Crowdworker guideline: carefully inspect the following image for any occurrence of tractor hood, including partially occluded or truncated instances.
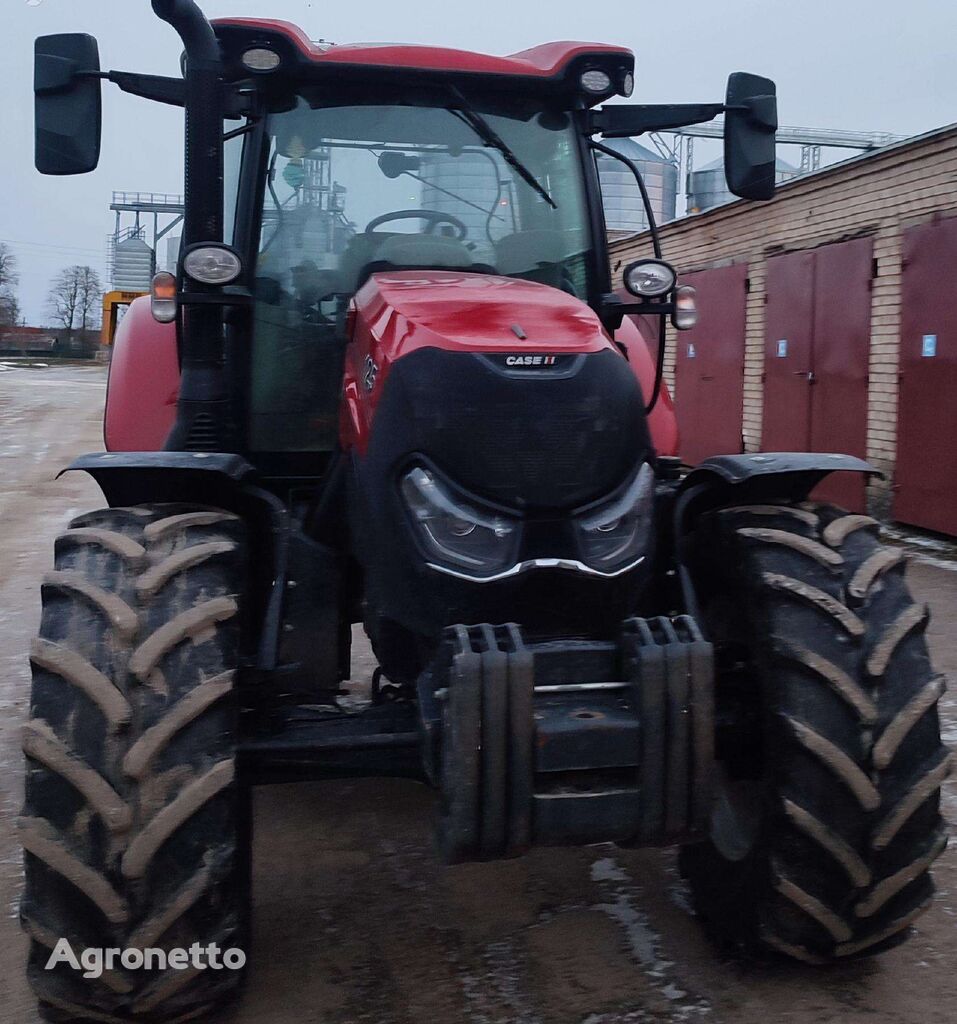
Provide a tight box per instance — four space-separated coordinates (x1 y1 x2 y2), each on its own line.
346 270 656 637
346 267 653 509
353 271 615 359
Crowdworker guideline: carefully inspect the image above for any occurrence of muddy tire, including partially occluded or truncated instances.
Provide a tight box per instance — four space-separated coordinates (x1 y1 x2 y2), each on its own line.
680 502 950 963
21 505 249 1022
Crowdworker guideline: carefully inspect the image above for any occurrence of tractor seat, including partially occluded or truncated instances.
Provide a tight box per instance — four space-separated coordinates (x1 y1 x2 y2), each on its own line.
494 229 583 292
340 232 476 292
494 229 578 273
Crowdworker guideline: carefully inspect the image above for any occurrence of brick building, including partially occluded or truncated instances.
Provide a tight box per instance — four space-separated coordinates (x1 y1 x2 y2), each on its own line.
0 327 57 356
608 123 957 533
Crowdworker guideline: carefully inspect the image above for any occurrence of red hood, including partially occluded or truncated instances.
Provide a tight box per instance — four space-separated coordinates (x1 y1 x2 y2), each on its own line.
343 269 678 460
354 271 613 357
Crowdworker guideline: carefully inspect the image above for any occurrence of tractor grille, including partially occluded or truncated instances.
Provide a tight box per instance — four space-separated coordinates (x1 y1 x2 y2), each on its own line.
368 347 651 510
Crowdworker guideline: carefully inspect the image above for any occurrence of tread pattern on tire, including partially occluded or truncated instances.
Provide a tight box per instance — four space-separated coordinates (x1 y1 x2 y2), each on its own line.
681 502 950 963
22 504 247 1023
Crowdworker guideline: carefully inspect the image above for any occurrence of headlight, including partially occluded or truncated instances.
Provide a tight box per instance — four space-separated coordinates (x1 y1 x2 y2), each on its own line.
580 69 613 94
623 259 676 298
241 47 282 72
183 245 243 286
401 467 518 578
576 462 655 571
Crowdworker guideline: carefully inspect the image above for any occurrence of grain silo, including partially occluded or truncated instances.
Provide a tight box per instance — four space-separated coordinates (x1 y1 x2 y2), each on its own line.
111 235 155 291
596 138 678 234
687 156 800 214
418 149 510 256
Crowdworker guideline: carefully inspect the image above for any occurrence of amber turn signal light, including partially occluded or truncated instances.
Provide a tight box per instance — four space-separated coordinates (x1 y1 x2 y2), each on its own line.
151 272 178 324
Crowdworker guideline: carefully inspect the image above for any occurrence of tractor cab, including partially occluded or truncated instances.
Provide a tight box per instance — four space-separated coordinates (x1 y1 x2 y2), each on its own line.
205 21 775 464
211 26 651 463
235 63 605 454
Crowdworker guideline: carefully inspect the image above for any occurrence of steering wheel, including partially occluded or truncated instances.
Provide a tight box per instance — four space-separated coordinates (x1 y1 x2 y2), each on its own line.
364 209 468 240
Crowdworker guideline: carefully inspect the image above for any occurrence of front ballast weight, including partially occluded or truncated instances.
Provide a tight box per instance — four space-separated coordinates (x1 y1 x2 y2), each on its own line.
419 618 715 862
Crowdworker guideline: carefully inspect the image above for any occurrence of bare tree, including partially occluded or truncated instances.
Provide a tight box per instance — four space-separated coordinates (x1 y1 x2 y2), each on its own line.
0 242 17 292
47 267 81 337
0 291 21 329
46 265 103 340
0 242 19 329
76 265 103 333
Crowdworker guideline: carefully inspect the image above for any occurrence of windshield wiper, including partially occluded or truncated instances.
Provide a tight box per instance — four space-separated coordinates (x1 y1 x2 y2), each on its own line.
446 86 557 210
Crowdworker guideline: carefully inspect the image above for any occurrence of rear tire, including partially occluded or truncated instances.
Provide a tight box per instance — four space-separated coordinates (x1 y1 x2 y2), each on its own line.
681 502 950 963
22 504 249 1022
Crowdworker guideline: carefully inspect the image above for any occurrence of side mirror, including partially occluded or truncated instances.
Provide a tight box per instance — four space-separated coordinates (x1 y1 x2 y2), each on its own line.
724 72 777 201
35 34 103 175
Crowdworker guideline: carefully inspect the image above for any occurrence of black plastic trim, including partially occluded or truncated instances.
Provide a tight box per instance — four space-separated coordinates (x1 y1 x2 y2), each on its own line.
61 451 256 506
683 452 880 489
671 452 880 630
588 102 725 137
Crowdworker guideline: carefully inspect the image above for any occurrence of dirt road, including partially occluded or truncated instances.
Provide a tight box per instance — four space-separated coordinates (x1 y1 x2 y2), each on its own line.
0 362 954 1024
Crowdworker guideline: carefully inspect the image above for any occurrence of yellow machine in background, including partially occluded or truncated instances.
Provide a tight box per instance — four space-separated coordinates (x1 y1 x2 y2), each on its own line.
101 289 147 346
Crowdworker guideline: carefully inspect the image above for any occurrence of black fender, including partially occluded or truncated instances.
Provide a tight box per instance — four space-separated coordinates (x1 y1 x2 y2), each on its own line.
61 452 341 698
671 452 881 623
680 452 880 502
62 451 258 508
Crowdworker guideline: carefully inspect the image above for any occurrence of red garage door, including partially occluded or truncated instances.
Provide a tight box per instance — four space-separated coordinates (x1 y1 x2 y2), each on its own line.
762 250 815 449
675 264 748 466
894 215 957 535
763 238 873 512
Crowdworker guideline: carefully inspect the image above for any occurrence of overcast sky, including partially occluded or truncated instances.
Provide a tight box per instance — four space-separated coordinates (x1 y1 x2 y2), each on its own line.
5 0 957 324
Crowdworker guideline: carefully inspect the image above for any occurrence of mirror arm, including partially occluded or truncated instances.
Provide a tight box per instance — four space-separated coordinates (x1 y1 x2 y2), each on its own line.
107 71 186 107
588 102 725 137
38 65 186 108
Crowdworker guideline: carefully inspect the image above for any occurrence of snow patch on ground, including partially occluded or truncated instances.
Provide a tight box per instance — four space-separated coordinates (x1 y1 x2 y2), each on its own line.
591 857 629 884
588 852 711 1021
882 525 957 570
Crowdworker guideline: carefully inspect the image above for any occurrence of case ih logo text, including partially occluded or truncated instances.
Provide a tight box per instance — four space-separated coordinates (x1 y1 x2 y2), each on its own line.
505 354 558 367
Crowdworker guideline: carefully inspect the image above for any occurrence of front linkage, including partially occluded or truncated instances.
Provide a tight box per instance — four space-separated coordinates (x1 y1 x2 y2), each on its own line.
238 613 717 862
420 619 715 862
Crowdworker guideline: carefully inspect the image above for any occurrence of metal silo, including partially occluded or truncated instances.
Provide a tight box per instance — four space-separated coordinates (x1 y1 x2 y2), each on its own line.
596 138 678 234
687 156 800 214
418 150 508 259
111 235 155 291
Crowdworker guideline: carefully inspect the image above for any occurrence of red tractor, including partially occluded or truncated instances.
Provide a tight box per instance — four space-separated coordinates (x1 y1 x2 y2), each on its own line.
27 2 948 1020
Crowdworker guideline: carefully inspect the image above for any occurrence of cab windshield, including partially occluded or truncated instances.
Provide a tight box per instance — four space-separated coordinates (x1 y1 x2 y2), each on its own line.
248 96 595 453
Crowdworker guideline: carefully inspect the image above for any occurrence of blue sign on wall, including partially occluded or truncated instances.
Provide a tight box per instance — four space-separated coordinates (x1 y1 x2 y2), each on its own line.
776 339 788 358
922 334 938 357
